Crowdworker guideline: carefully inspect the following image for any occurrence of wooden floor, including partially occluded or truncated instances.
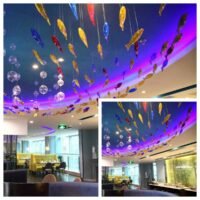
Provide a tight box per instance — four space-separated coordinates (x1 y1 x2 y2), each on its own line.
27 171 76 183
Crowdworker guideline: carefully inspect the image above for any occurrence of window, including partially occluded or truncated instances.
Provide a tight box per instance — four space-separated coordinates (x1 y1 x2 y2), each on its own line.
153 162 157 181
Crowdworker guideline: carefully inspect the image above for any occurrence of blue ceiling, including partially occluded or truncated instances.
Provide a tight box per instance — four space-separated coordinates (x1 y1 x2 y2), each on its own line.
102 102 196 157
4 4 196 109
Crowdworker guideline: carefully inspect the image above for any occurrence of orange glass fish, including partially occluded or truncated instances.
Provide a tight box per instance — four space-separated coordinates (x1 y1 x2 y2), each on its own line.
72 60 79 75
32 49 44 65
97 43 103 59
57 18 67 40
125 28 144 50
68 43 77 58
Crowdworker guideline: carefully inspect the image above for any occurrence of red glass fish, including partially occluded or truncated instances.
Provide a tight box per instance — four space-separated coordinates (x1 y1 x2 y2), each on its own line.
125 117 131 123
87 4 96 26
57 66 64 76
52 35 63 52
134 41 139 57
142 102 147 112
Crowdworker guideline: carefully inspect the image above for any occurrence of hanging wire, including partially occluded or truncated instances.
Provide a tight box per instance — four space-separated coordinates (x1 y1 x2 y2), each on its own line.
128 9 133 35
102 4 106 22
133 6 139 30
96 15 100 43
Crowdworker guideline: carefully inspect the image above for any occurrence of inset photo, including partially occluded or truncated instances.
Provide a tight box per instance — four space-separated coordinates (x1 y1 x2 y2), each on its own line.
101 101 196 196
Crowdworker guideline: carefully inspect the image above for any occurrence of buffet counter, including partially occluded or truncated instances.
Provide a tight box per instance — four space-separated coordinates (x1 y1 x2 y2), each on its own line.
149 182 196 196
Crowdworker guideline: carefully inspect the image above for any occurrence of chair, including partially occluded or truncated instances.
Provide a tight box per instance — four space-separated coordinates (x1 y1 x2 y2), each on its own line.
55 162 66 173
42 163 53 175
73 177 82 182
42 174 57 183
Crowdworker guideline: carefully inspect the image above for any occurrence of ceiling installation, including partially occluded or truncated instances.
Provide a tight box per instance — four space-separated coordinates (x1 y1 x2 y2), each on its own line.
4 4 196 116
102 102 196 158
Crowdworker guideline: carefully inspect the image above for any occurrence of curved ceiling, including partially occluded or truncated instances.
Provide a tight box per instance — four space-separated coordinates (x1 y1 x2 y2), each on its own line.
4 4 196 111
102 102 196 158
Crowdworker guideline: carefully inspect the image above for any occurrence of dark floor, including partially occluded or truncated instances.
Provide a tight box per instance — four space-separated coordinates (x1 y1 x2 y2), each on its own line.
27 171 76 183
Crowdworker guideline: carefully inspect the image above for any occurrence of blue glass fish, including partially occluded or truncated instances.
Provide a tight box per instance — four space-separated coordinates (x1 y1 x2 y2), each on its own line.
115 57 119 66
134 102 139 110
92 63 96 72
151 110 154 120
115 114 122 123
161 59 168 71
103 22 109 40
31 28 44 48
150 53 157 64
69 4 78 21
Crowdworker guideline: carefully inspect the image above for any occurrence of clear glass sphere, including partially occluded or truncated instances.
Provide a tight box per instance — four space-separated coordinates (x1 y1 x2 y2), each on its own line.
40 71 47 79
12 85 21 96
39 85 48 95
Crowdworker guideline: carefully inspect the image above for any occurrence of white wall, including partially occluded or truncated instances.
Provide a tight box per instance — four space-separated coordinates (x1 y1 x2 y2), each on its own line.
156 160 166 182
3 119 27 135
102 158 114 167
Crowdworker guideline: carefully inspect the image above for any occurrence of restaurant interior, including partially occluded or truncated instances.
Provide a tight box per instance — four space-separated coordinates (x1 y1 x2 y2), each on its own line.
102 101 197 196
3 3 196 197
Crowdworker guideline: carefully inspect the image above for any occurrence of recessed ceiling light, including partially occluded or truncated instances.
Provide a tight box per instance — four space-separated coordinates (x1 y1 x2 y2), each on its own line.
94 114 98 117
58 57 64 62
141 90 146 94
32 64 39 70
71 115 74 118
79 122 82 125
29 120 34 124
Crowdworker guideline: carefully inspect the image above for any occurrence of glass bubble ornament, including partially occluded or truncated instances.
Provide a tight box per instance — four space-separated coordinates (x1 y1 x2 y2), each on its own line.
127 145 132 150
7 71 18 83
33 90 39 97
106 147 111 153
119 141 124 147
39 84 48 95
15 62 21 68
106 141 110 147
53 83 59 90
58 74 63 79
103 135 108 140
40 71 47 79
57 79 64 87
55 91 65 102
119 134 123 139
10 43 16 51
12 85 21 96
34 81 39 86
8 55 17 65
16 73 21 81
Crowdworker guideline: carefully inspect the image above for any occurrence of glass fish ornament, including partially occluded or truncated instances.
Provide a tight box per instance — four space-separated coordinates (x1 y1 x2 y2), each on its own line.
35 4 51 25
125 28 144 51
158 103 162 115
69 4 79 21
103 22 109 40
32 49 45 65
31 28 44 48
78 27 88 48
87 4 96 26
119 6 126 31
68 43 77 58
57 18 67 40
97 43 103 59
72 60 79 75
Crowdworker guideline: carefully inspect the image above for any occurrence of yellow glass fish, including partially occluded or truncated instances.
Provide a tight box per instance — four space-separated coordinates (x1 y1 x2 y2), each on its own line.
130 59 134 69
68 43 77 58
104 78 110 87
35 4 51 26
50 54 59 66
125 126 130 133
159 4 166 16
144 73 153 80
148 120 151 129
158 103 162 115
116 124 122 133
72 79 80 88
117 102 125 112
135 129 139 136
97 43 103 59
33 112 38 118
162 114 171 124
57 18 67 40
138 113 143 123
84 74 94 85
32 49 44 65
128 109 133 119
153 64 158 73
72 60 79 75
78 27 88 48
133 121 138 128
125 28 144 50
119 6 126 31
